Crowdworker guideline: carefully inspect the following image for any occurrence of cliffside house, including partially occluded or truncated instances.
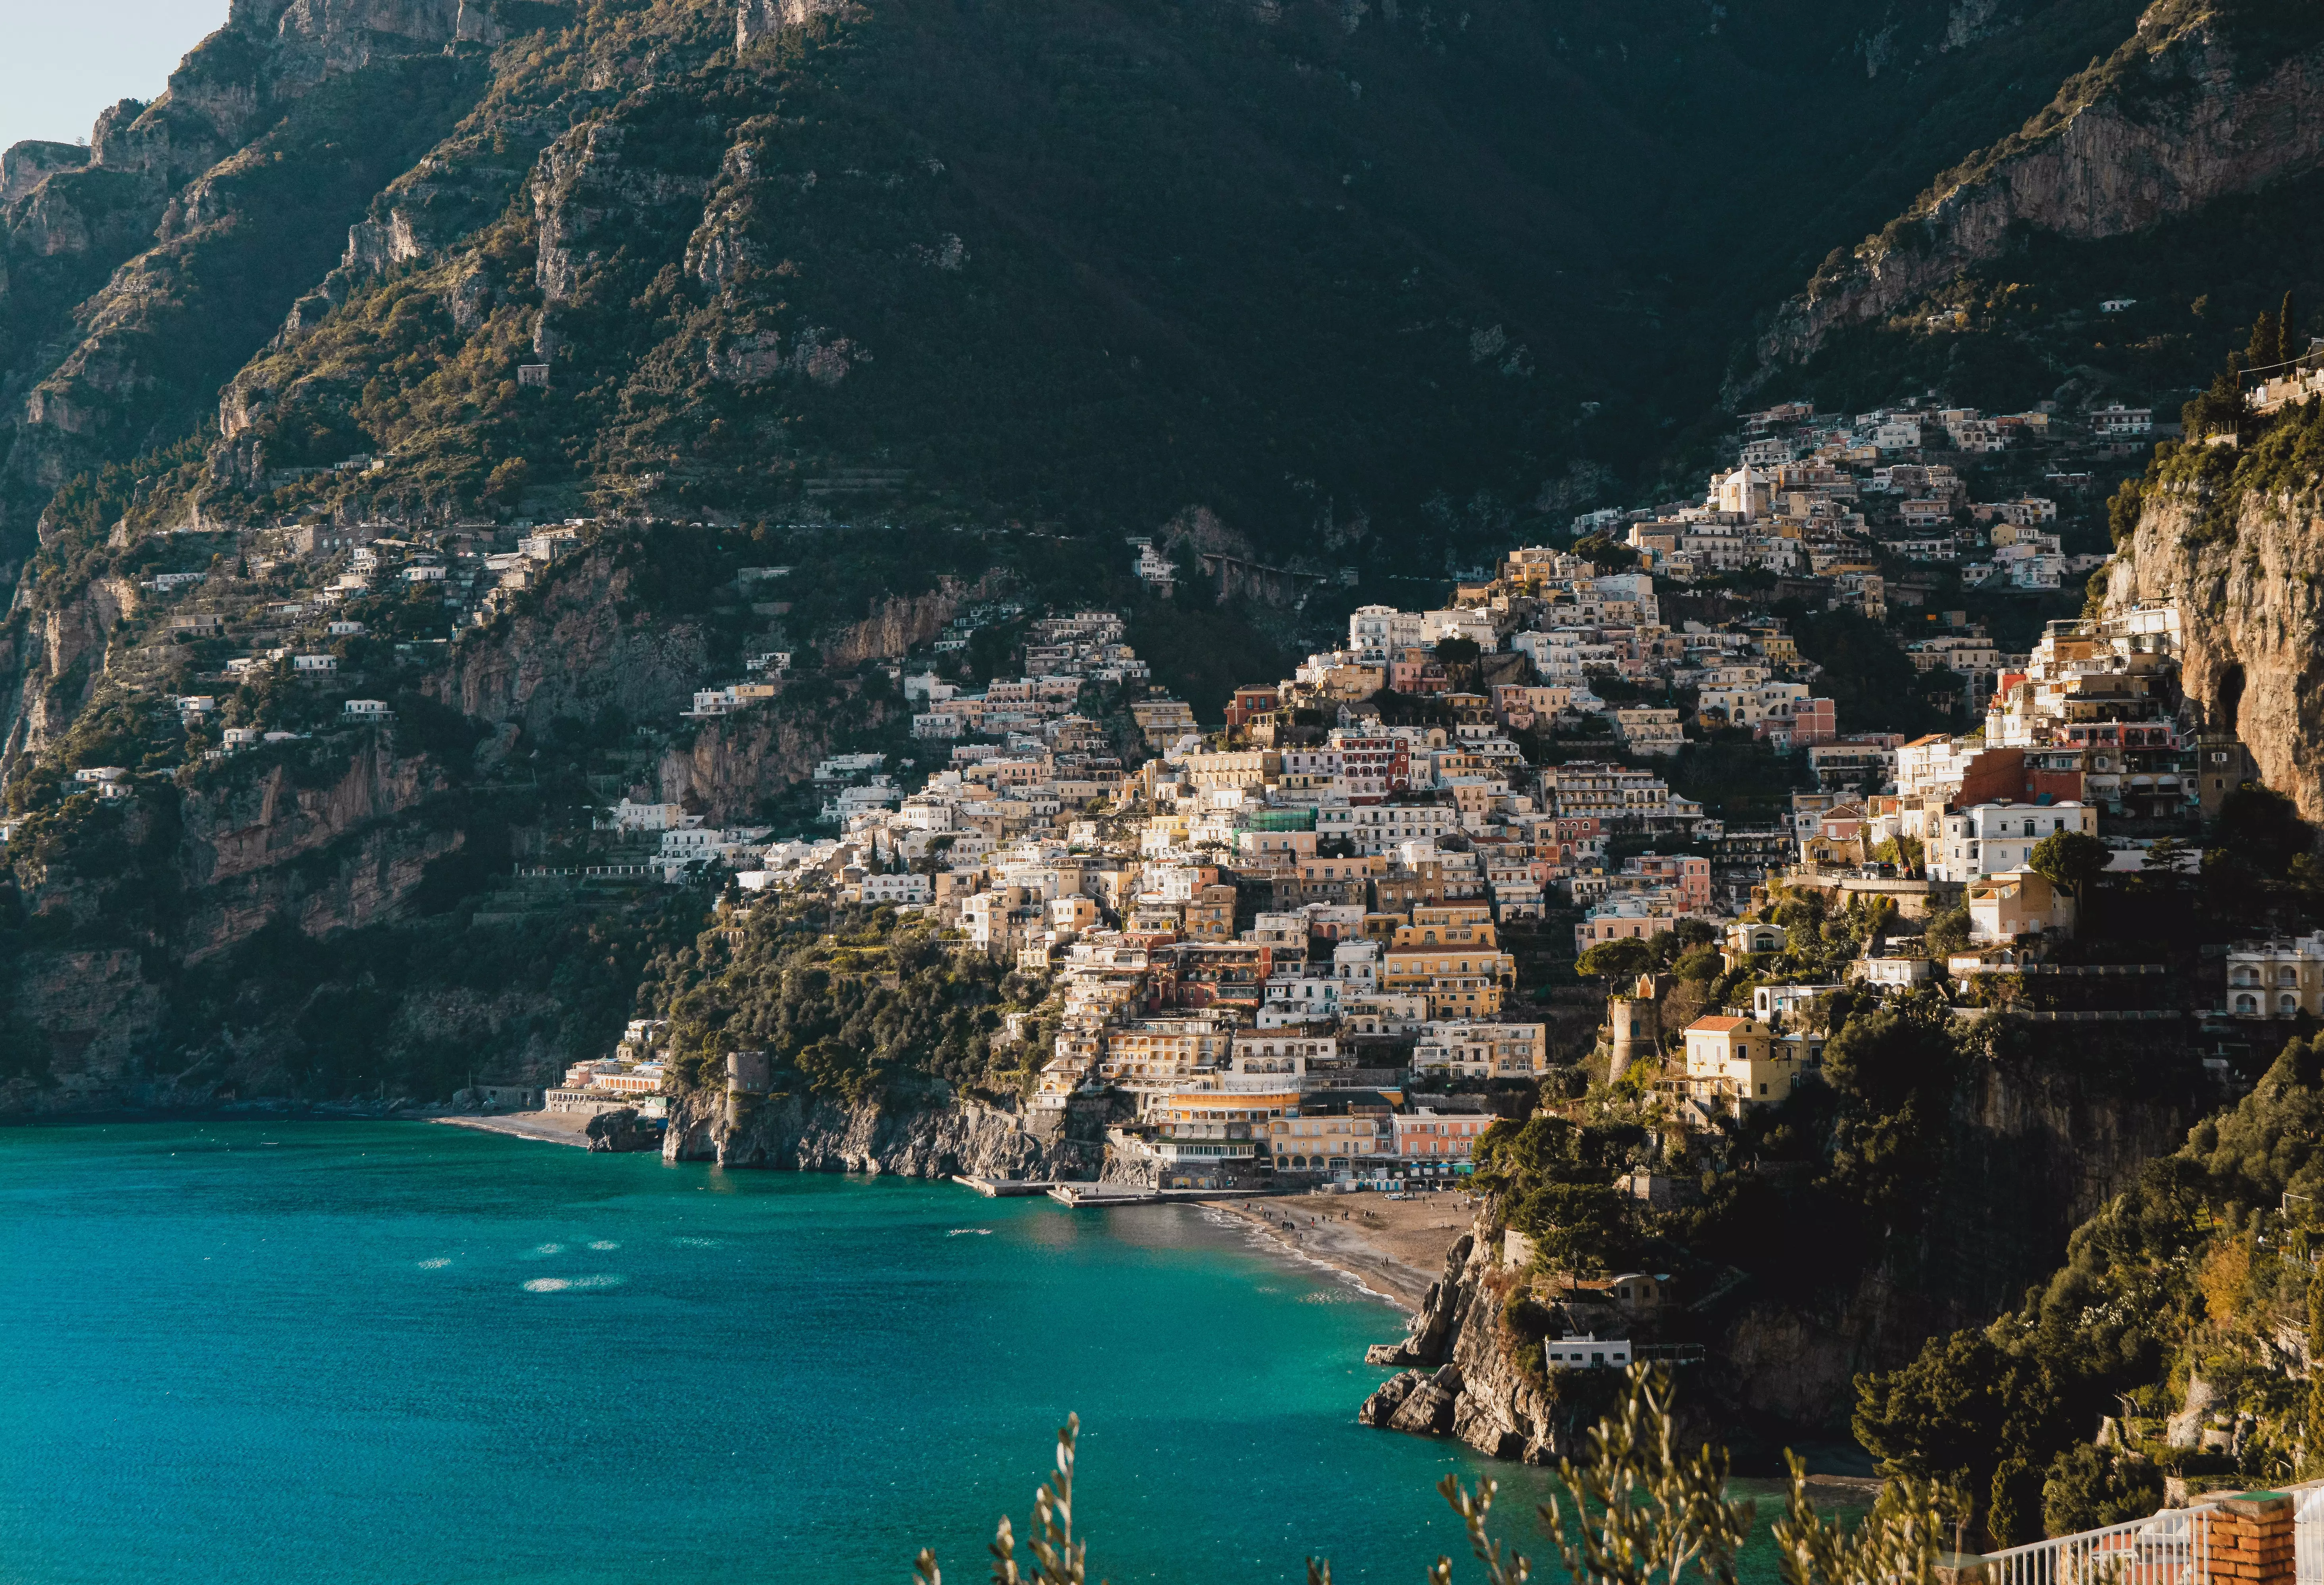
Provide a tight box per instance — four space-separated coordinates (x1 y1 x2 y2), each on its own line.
1966 869 2076 942
1680 1015 1802 1119
1544 1335 1634 1371
2225 932 2324 1020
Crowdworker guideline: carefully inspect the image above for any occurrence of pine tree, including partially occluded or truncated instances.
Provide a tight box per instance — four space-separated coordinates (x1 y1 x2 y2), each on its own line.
2285 290 2304 366
2247 309 2280 369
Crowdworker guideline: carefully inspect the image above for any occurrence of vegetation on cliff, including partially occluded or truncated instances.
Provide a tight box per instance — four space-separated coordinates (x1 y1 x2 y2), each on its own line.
2 0 2171 568
1856 1032 2324 1537
637 896 1046 1105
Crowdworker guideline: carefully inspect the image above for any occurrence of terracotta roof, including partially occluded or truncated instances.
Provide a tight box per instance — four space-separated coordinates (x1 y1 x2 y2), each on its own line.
1688 1016 1751 1032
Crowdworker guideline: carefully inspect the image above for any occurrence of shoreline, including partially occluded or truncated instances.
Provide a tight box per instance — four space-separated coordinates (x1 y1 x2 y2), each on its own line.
429 1110 595 1149
1205 1195 1472 1313
415 1114 1465 1320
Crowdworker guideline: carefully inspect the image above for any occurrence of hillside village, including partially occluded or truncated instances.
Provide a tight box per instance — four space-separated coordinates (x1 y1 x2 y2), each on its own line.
0 371 2295 1196
515 391 2300 1205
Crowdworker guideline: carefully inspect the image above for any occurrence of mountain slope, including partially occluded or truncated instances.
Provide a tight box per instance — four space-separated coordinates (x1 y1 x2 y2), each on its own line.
1747 0 2324 392
0 0 2159 574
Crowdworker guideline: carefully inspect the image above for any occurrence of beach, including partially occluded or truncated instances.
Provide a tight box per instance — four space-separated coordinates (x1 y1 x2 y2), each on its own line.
1212 1192 1478 1310
429 1109 595 1147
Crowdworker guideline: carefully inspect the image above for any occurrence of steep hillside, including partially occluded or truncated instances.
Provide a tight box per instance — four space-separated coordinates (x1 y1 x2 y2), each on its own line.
1749 0 2324 400
0 0 2263 1118
2104 396 2324 822
1360 1000 2213 1466
1853 1033 2324 1540
3 0 2158 575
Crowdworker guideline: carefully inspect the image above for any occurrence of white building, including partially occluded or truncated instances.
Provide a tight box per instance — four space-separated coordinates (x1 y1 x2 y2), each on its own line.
1927 801 2096 882
861 872 932 907
1544 1335 1634 1371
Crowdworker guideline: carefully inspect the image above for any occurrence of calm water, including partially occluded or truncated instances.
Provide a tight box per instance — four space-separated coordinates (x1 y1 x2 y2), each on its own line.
0 1121 1834 1584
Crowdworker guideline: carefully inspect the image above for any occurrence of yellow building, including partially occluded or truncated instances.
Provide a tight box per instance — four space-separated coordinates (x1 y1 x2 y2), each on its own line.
1680 1015 1805 1117
1178 882 1238 940
1384 909 1517 1017
1098 1017 1236 1088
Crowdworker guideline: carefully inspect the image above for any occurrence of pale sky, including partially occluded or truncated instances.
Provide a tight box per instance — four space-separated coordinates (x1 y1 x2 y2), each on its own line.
0 2 230 153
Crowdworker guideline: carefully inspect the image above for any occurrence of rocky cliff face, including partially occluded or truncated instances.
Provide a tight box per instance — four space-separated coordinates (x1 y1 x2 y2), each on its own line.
2107 485 2324 818
0 0 511 544
431 550 710 733
655 690 894 826
0 571 136 770
820 584 971 670
1751 2 2324 381
1362 1041 2207 1459
661 1085 1107 1179
1360 1231 1580 1463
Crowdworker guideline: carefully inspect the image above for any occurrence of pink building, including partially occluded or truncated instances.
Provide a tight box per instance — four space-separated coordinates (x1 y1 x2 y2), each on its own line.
1392 1109 1489 1166
1790 697 1837 747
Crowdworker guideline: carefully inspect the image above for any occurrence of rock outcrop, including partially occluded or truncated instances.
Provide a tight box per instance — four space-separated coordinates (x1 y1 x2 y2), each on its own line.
1359 1039 2207 1459
661 1085 1108 1179
431 549 711 732
0 0 507 543
586 1107 659 1151
1750 2 2324 382
2105 484 2324 818
1359 1230 1579 1463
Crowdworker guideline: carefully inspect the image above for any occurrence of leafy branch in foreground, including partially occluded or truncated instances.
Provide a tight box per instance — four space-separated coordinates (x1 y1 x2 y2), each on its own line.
914 1412 1088 1585
911 1369 1961 1585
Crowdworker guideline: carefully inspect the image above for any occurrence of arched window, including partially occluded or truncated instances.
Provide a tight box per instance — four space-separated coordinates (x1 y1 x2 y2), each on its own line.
2236 994 2259 1014
2284 995 2302 1016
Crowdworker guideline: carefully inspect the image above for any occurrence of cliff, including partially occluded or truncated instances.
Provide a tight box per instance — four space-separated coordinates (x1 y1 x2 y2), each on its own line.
431 549 710 734
0 0 509 544
1749 0 2324 383
660 1085 1109 1180
656 691 895 826
1361 1036 2207 1462
1361 1231 1574 1463
2106 483 2324 819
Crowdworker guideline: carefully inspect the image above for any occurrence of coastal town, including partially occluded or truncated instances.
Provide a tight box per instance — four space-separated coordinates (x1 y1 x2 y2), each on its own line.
529 391 2281 1205
24 0 2324 1573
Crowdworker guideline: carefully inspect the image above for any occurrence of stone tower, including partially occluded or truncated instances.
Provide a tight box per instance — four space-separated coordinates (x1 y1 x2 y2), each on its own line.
1607 974 1663 1083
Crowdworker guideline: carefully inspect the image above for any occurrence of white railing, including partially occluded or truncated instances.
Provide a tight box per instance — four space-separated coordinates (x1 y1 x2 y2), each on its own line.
1973 1479 2324 1585
2297 1485 2324 1585
1980 1506 2207 1585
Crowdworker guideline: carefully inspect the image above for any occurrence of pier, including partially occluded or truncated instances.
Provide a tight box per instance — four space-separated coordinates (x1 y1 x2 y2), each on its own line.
949 1175 1273 1208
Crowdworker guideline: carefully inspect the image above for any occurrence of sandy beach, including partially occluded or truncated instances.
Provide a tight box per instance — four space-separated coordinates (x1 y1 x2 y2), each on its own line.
1213 1192 1478 1310
429 1109 596 1148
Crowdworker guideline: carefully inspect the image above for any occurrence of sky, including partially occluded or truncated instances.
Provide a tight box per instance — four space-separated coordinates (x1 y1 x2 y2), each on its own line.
0 1 230 154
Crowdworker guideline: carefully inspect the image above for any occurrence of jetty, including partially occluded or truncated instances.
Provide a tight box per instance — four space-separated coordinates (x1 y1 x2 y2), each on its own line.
950 1175 1275 1208
951 1175 1063 1197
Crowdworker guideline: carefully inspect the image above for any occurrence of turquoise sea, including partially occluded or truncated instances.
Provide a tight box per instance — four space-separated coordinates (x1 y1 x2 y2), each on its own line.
0 1122 1834 1584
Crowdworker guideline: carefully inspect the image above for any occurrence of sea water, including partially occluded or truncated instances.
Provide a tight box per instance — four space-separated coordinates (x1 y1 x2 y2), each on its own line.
0 1121 1837 1584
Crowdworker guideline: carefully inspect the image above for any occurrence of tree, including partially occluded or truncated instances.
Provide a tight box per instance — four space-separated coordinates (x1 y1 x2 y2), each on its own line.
2141 836 2187 877
2248 308 2282 369
1573 532 1640 571
2040 1445 2162 1536
1987 1458 2042 1547
1672 946 1722 983
1925 907 1970 959
484 457 531 502
2028 830 2110 906
1576 938 1655 984
2282 290 2302 367
1874 836 1924 876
